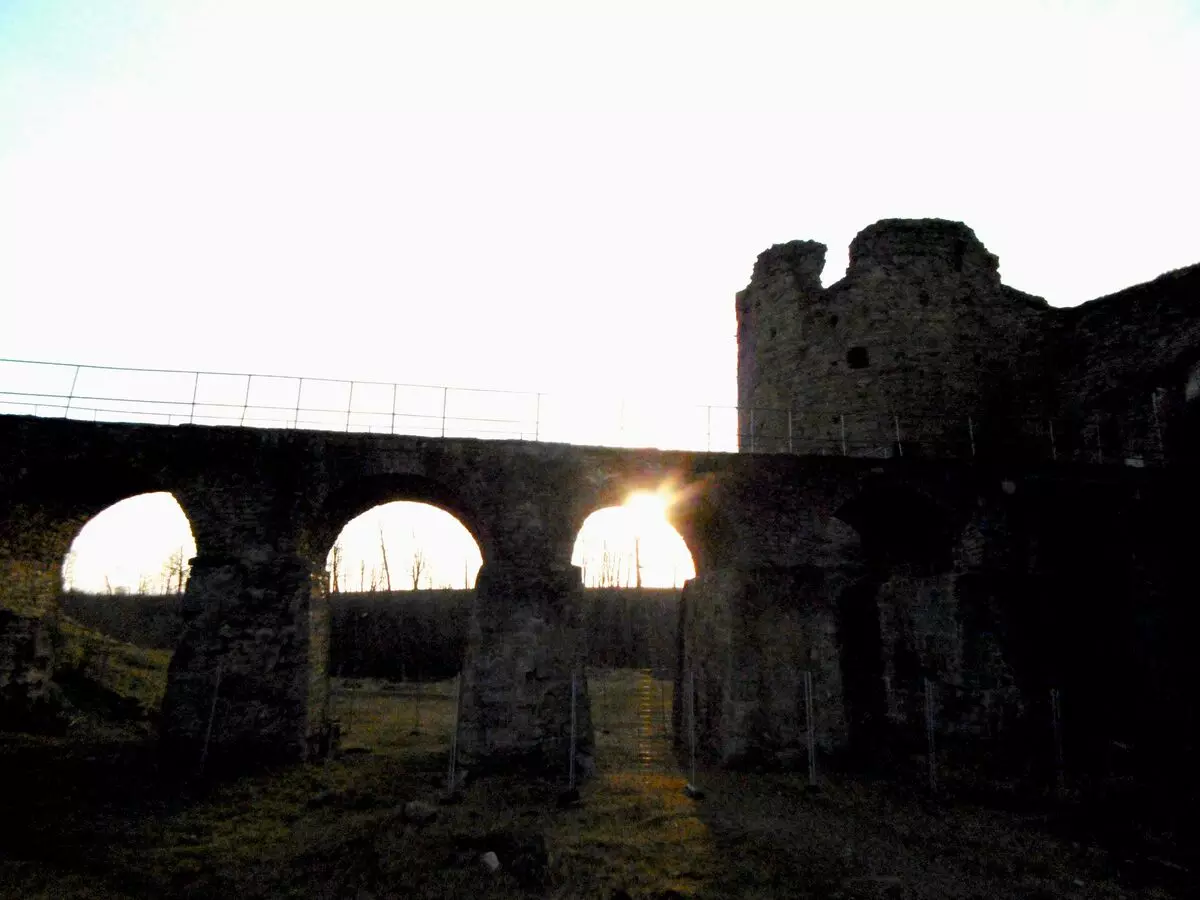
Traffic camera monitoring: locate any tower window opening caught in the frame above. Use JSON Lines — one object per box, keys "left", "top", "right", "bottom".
{"left": 847, "top": 346, "right": 870, "bottom": 369}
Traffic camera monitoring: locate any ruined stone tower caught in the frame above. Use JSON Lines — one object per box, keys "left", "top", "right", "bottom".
{"left": 736, "top": 219, "right": 1057, "bottom": 458}
{"left": 738, "top": 217, "right": 1200, "bottom": 463}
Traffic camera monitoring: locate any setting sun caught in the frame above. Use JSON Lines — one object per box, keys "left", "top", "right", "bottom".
{"left": 571, "top": 488, "right": 694, "bottom": 588}
{"left": 624, "top": 490, "right": 670, "bottom": 523}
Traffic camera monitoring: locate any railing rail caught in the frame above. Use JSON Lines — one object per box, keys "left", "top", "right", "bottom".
{"left": 0, "top": 357, "right": 1168, "bottom": 465}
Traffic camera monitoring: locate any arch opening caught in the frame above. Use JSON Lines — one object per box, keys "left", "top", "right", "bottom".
{"left": 323, "top": 500, "right": 482, "bottom": 756}
{"left": 572, "top": 490, "right": 696, "bottom": 590}
{"left": 57, "top": 491, "right": 194, "bottom": 739}
{"left": 572, "top": 490, "right": 695, "bottom": 754}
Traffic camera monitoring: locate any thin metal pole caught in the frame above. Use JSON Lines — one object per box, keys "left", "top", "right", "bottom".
{"left": 968, "top": 415, "right": 976, "bottom": 457}
{"left": 448, "top": 673, "right": 463, "bottom": 792}
{"left": 199, "top": 658, "right": 224, "bottom": 776}
{"left": 441, "top": 386, "right": 448, "bottom": 438}
{"left": 924, "top": 677, "right": 937, "bottom": 792}
{"left": 569, "top": 671, "right": 578, "bottom": 789}
{"left": 894, "top": 414, "right": 903, "bottom": 457}
{"left": 1049, "top": 419, "right": 1058, "bottom": 461}
{"left": 804, "top": 670, "right": 817, "bottom": 787}
{"left": 706, "top": 406, "right": 712, "bottom": 451}
{"left": 787, "top": 409, "right": 794, "bottom": 454}
{"left": 1051, "top": 687, "right": 1064, "bottom": 796}
{"left": 749, "top": 408, "right": 756, "bottom": 452}
{"left": 190, "top": 371, "right": 200, "bottom": 425}
{"left": 840, "top": 415, "right": 847, "bottom": 456}
{"left": 63, "top": 365, "right": 81, "bottom": 418}
{"left": 239, "top": 375, "right": 252, "bottom": 426}
{"left": 390, "top": 384, "right": 397, "bottom": 435}
{"left": 1151, "top": 391, "right": 1164, "bottom": 462}
{"left": 535, "top": 392, "right": 542, "bottom": 441}
{"left": 345, "top": 381, "right": 355, "bottom": 432}
{"left": 293, "top": 377, "right": 303, "bottom": 429}
{"left": 660, "top": 677, "right": 668, "bottom": 740}
{"left": 689, "top": 668, "right": 697, "bottom": 787}
{"left": 1095, "top": 418, "right": 1103, "bottom": 464}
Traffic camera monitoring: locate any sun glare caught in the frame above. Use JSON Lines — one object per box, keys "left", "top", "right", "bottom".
{"left": 572, "top": 488, "right": 694, "bottom": 588}
{"left": 624, "top": 490, "right": 669, "bottom": 524}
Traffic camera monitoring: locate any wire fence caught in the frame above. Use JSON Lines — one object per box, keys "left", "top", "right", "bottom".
{"left": 0, "top": 357, "right": 1168, "bottom": 465}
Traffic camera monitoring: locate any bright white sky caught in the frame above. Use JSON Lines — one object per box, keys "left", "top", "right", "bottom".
{"left": 8, "top": 0, "right": 1197, "bottom": 590}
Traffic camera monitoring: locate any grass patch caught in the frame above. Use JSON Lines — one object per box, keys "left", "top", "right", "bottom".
{"left": 1, "top": 646, "right": 1192, "bottom": 898}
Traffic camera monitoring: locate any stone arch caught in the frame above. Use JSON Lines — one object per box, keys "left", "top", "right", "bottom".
{"left": 62, "top": 491, "right": 196, "bottom": 594}
{"left": 569, "top": 469, "right": 722, "bottom": 579}
{"left": 1, "top": 461, "right": 201, "bottom": 731}
{"left": 309, "top": 472, "right": 492, "bottom": 566}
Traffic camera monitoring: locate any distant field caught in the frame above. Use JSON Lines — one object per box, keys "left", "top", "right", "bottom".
{"left": 0, "top": 621, "right": 1190, "bottom": 898}
{"left": 61, "top": 587, "right": 681, "bottom": 677}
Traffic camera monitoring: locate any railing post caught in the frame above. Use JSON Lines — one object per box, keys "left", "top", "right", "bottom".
{"left": 390, "top": 384, "right": 398, "bottom": 435}
{"left": 239, "top": 375, "right": 252, "bottom": 426}
{"left": 190, "top": 371, "right": 200, "bottom": 425}
{"left": 534, "top": 392, "right": 542, "bottom": 441}
{"left": 968, "top": 415, "right": 976, "bottom": 457}
{"left": 64, "top": 364, "right": 81, "bottom": 418}
{"left": 440, "top": 386, "right": 448, "bottom": 438}
{"left": 1049, "top": 419, "right": 1057, "bottom": 461}
{"left": 787, "top": 409, "right": 793, "bottom": 454}
{"left": 293, "top": 377, "right": 303, "bottom": 429}
{"left": 893, "top": 414, "right": 903, "bottom": 458}
{"left": 706, "top": 406, "right": 712, "bottom": 451}
{"left": 840, "top": 414, "right": 847, "bottom": 456}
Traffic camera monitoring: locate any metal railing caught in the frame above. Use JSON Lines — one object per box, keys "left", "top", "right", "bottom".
{"left": 0, "top": 357, "right": 1168, "bottom": 465}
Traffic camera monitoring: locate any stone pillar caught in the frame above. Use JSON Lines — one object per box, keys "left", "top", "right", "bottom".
{"left": 457, "top": 559, "right": 593, "bottom": 775}
{"left": 678, "top": 566, "right": 847, "bottom": 769}
{"left": 0, "top": 507, "right": 75, "bottom": 730}
{"left": 160, "top": 551, "right": 332, "bottom": 773}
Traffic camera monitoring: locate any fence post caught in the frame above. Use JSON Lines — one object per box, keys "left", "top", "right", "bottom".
{"left": 390, "top": 384, "right": 397, "bottom": 435}
{"left": 569, "top": 670, "right": 578, "bottom": 789}
{"left": 924, "top": 677, "right": 937, "bottom": 792}
{"left": 62, "top": 364, "right": 81, "bottom": 418}
{"left": 804, "top": 670, "right": 817, "bottom": 787}
{"left": 968, "top": 415, "right": 976, "bottom": 457}
{"left": 190, "top": 371, "right": 200, "bottom": 425}
{"left": 447, "top": 673, "right": 463, "bottom": 793}
{"left": 239, "top": 375, "right": 252, "bottom": 426}
{"left": 293, "top": 377, "right": 303, "bottom": 429}
{"left": 1050, "top": 687, "right": 1064, "bottom": 797}
{"left": 689, "top": 668, "right": 698, "bottom": 788}
{"left": 1049, "top": 419, "right": 1057, "bottom": 461}
{"left": 440, "top": 386, "right": 448, "bottom": 438}
{"left": 535, "top": 392, "right": 542, "bottom": 442}
{"left": 894, "top": 414, "right": 903, "bottom": 458}
{"left": 706, "top": 406, "right": 712, "bottom": 451}
{"left": 840, "top": 414, "right": 847, "bottom": 456}
{"left": 198, "top": 658, "right": 224, "bottom": 777}
{"left": 787, "top": 409, "right": 794, "bottom": 454}
{"left": 344, "top": 381, "right": 355, "bottom": 432}
{"left": 1150, "top": 391, "right": 1165, "bottom": 462}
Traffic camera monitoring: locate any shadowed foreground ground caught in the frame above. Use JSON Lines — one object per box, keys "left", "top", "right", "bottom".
{"left": 0, "top": 622, "right": 1192, "bottom": 898}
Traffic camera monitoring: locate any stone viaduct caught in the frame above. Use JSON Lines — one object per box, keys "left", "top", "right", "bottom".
{"left": 2, "top": 217, "right": 1198, "bottom": 790}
